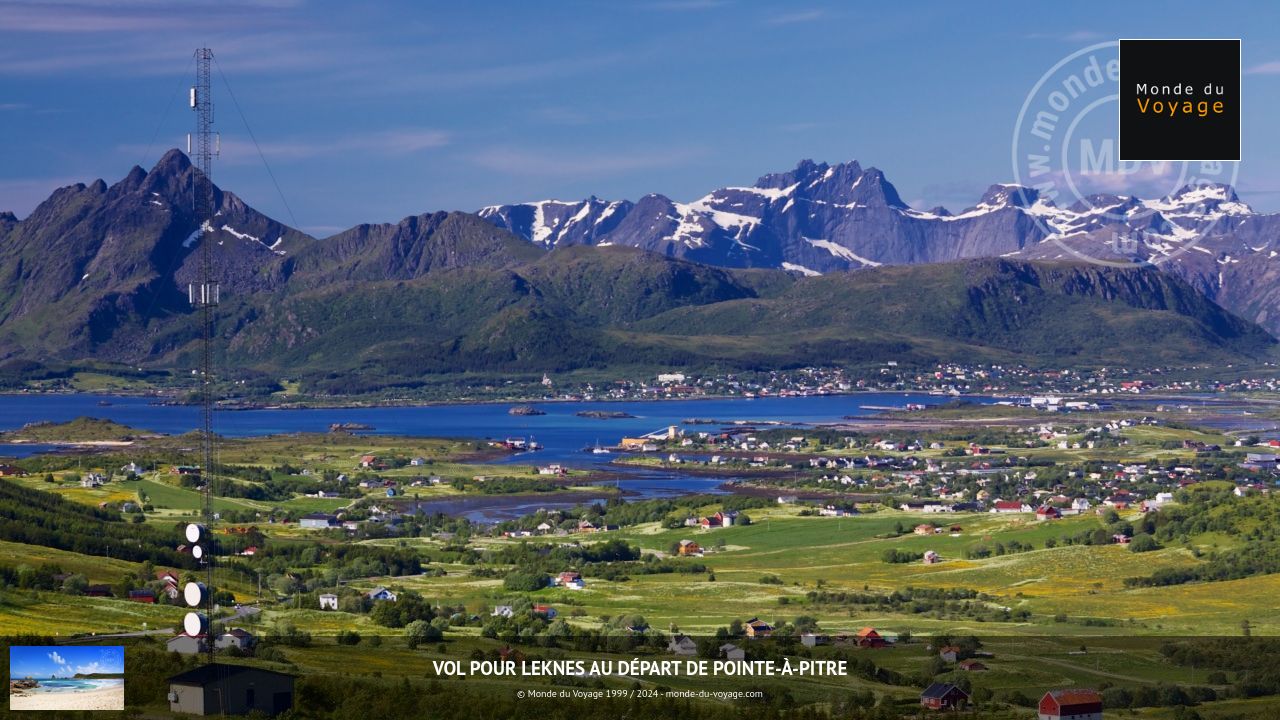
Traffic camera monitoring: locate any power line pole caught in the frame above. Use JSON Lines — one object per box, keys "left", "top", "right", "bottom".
{"left": 189, "top": 46, "right": 219, "bottom": 668}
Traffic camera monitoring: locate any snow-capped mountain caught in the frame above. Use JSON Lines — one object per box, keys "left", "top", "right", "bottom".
{"left": 479, "top": 159, "right": 1280, "bottom": 334}
{"left": 480, "top": 160, "right": 1060, "bottom": 272}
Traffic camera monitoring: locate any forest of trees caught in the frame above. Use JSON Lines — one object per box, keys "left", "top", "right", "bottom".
{"left": 1124, "top": 490, "right": 1280, "bottom": 587}
{"left": 0, "top": 478, "right": 194, "bottom": 567}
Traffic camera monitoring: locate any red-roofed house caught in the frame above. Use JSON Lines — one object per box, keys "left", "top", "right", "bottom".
{"left": 155, "top": 570, "right": 180, "bottom": 600}
{"left": 677, "top": 539, "right": 702, "bottom": 556}
{"left": 854, "top": 627, "right": 886, "bottom": 648}
{"left": 1038, "top": 689, "right": 1102, "bottom": 720}
{"left": 1036, "top": 506, "right": 1061, "bottom": 520}
{"left": 991, "top": 500, "right": 1032, "bottom": 513}
{"left": 557, "top": 571, "right": 585, "bottom": 589}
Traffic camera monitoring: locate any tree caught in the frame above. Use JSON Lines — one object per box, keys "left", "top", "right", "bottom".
{"left": 926, "top": 656, "right": 947, "bottom": 676}
{"left": 1129, "top": 534, "right": 1161, "bottom": 552}
{"left": 792, "top": 615, "right": 819, "bottom": 633}
{"left": 113, "top": 573, "right": 136, "bottom": 599}
{"left": 61, "top": 573, "right": 88, "bottom": 595}
{"left": 405, "top": 619, "right": 442, "bottom": 648}
{"left": 503, "top": 571, "right": 547, "bottom": 592}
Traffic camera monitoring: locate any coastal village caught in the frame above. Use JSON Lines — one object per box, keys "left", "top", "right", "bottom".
{"left": 464, "top": 362, "right": 1280, "bottom": 405}
{"left": 3, "top": 386, "right": 1277, "bottom": 718}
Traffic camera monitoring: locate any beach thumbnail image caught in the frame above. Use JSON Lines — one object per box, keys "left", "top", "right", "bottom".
{"left": 8, "top": 645, "right": 125, "bottom": 711}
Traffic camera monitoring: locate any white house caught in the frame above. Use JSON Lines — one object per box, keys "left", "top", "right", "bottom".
{"left": 668, "top": 635, "right": 697, "bottom": 656}
{"left": 166, "top": 634, "right": 207, "bottom": 655}
{"left": 299, "top": 513, "right": 337, "bottom": 529}
{"left": 492, "top": 605, "right": 515, "bottom": 618}
{"left": 365, "top": 587, "right": 397, "bottom": 602}
{"left": 720, "top": 643, "right": 745, "bottom": 661}
{"left": 801, "top": 633, "right": 829, "bottom": 647}
{"left": 214, "top": 628, "right": 256, "bottom": 651}
{"left": 556, "top": 571, "right": 585, "bottom": 590}
{"left": 319, "top": 594, "right": 338, "bottom": 610}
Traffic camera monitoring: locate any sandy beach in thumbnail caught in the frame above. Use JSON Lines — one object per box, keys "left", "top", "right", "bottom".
{"left": 10, "top": 684, "right": 124, "bottom": 711}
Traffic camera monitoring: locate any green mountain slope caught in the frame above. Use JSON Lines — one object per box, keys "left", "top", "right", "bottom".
{"left": 213, "top": 253, "right": 1274, "bottom": 394}
{"left": 630, "top": 259, "right": 1272, "bottom": 364}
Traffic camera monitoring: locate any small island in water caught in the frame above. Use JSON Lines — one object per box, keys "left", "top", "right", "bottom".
{"left": 508, "top": 405, "right": 546, "bottom": 416}
{"left": 575, "top": 410, "right": 636, "bottom": 419}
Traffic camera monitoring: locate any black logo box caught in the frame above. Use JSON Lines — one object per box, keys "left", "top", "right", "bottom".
{"left": 1119, "top": 39, "right": 1241, "bottom": 162}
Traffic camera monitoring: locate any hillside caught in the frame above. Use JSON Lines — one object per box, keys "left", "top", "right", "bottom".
{"left": 216, "top": 255, "right": 1274, "bottom": 394}
{"left": 0, "top": 152, "right": 1275, "bottom": 393}
{"left": 0, "top": 417, "right": 159, "bottom": 443}
{"left": 630, "top": 259, "right": 1274, "bottom": 365}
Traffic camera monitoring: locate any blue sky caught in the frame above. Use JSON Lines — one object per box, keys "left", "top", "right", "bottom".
{"left": 9, "top": 645, "right": 124, "bottom": 678}
{"left": 2, "top": 1, "right": 1279, "bottom": 235}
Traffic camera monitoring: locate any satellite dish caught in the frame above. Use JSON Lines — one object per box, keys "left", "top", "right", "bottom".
{"left": 191, "top": 544, "right": 204, "bottom": 560}
{"left": 182, "top": 612, "right": 207, "bottom": 637}
{"left": 183, "top": 581, "right": 207, "bottom": 608}
{"left": 185, "top": 523, "right": 203, "bottom": 543}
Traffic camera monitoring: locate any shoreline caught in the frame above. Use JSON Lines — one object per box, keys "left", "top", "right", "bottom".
{"left": 9, "top": 684, "right": 124, "bottom": 711}
{"left": 0, "top": 387, "right": 1004, "bottom": 412}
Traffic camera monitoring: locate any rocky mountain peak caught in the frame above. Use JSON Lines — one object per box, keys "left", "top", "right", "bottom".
{"left": 975, "top": 184, "right": 1041, "bottom": 210}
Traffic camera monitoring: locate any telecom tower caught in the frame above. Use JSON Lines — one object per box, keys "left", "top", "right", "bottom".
{"left": 182, "top": 46, "right": 219, "bottom": 667}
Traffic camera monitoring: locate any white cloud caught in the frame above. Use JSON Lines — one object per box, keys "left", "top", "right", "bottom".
{"left": 118, "top": 129, "right": 450, "bottom": 167}
{"left": 643, "top": 0, "right": 731, "bottom": 10}
{"left": 1069, "top": 162, "right": 1181, "bottom": 196}
{"left": 48, "top": 651, "right": 65, "bottom": 665}
{"left": 1025, "top": 30, "right": 1104, "bottom": 42}
{"left": 219, "top": 129, "right": 450, "bottom": 163}
{"left": 470, "top": 146, "right": 704, "bottom": 178}
{"left": 765, "top": 9, "right": 824, "bottom": 26}
{"left": 1246, "top": 60, "right": 1280, "bottom": 75}
{"left": 74, "top": 662, "right": 111, "bottom": 676}
{"left": 0, "top": 0, "right": 303, "bottom": 34}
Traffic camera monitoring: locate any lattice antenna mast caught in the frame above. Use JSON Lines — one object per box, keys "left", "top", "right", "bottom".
{"left": 188, "top": 46, "right": 219, "bottom": 667}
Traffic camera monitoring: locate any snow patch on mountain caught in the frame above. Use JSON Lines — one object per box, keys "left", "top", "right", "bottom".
{"left": 805, "top": 238, "right": 881, "bottom": 267}
{"left": 782, "top": 262, "right": 821, "bottom": 276}
{"left": 183, "top": 220, "right": 212, "bottom": 248}
{"left": 221, "top": 224, "right": 287, "bottom": 255}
